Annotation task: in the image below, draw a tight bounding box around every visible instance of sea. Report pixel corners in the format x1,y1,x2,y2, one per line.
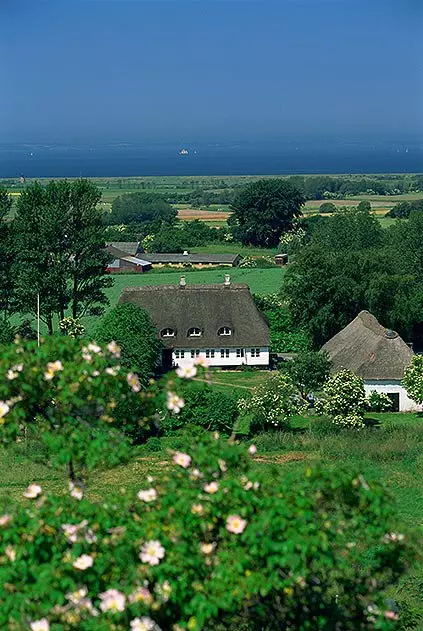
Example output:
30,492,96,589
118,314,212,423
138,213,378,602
0,140,422,179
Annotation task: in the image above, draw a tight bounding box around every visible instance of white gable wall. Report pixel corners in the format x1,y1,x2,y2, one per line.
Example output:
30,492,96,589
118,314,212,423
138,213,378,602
364,380,420,412
172,347,269,367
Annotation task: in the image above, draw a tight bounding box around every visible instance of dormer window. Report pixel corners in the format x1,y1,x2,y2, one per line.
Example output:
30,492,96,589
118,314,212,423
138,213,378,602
188,327,202,337
218,326,232,336
161,328,175,338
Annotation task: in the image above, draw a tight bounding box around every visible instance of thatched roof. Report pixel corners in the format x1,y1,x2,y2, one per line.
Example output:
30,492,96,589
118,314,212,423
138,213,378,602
321,310,413,380
118,282,270,348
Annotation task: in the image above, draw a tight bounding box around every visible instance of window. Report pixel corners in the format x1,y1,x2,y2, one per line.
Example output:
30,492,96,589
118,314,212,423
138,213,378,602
180,351,185,359
251,348,261,358
218,327,232,336
161,328,175,338
236,349,244,358
191,349,200,358
206,349,215,359
188,327,201,337
174,350,180,359
210,349,215,358
220,348,230,358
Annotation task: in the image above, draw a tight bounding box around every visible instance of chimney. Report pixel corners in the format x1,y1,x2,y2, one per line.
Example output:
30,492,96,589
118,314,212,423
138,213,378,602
224,274,231,286
179,275,186,288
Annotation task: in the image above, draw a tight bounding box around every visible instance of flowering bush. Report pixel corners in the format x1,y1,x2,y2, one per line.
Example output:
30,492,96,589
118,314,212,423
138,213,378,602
366,391,393,413
317,369,366,429
403,355,423,405
238,373,304,432
0,336,158,479
0,433,413,630
239,256,276,268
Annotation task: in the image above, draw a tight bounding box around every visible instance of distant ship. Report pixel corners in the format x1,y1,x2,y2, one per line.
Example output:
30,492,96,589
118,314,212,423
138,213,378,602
179,148,189,156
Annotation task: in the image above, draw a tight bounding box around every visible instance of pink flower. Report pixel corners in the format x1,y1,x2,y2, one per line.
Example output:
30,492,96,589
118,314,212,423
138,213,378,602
23,484,42,499
176,363,197,379
194,355,209,367
139,540,165,565
130,618,158,631
204,481,219,494
99,588,126,613
107,341,121,358
384,611,399,620
128,587,153,605
0,514,12,527
173,452,191,468
226,514,247,534
127,372,141,392
69,481,84,500
73,554,94,570
61,523,80,543
137,488,157,503
30,620,50,631
166,392,185,413
248,444,257,455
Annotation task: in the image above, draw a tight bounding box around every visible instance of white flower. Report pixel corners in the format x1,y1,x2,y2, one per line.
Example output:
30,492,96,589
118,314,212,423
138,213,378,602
87,343,102,354
107,341,121,358
154,580,172,602
99,588,126,613
66,587,88,604
0,401,10,420
248,444,257,455
61,523,80,543
30,620,50,631
190,468,202,479
0,514,12,527
105,366,119,376
173,452,191,468
82,349,92,362
204,481,219,494
73,554,94,570
137,488,157,503
191,503,204,515
176,363,197,379
5,545,16,561
166,392,185,414
127,372,141,392
128,587,153,605
69,481,84,500
140,540,165,566
130,617,159,631
23,484,42,499
44,360,63,380
200,542,216,554
226,514,247,534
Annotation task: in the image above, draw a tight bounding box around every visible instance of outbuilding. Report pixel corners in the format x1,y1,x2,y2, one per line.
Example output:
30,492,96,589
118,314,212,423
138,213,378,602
321,310,419,412
106,246,152,274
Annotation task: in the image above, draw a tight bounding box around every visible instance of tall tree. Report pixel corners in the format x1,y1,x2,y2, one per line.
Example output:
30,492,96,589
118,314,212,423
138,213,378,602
229,179,305,246
12,180,112,333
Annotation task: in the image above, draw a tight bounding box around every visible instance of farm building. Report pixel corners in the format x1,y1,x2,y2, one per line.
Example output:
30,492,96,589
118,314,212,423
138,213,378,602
321,310,418,412
141,252,241,268
119,275,270,369
274,253,288,266
107,242,143,257
106,246,152,273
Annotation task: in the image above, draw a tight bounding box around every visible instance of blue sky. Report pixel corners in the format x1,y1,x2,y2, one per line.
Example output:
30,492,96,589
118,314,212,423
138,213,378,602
1,0,422,143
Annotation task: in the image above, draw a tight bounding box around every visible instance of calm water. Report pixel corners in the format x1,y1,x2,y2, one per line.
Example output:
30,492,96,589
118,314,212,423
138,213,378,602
0,140,422,178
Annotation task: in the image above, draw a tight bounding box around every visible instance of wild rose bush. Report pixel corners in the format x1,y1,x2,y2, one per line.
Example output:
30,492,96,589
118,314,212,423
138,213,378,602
0,336,160,479
316,369,366,429
0,434,412,631
238,373,304,433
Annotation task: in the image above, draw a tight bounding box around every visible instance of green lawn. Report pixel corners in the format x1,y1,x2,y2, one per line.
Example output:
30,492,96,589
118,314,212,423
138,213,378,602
191,243,280,256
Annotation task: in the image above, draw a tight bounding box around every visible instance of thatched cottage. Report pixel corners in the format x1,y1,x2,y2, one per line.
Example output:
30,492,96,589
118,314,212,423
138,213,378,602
321,311,419,412
119,276,270,369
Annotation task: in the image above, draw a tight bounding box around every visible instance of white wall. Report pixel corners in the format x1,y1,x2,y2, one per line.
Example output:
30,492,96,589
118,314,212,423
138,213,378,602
172,347,269,368
364,380,420,412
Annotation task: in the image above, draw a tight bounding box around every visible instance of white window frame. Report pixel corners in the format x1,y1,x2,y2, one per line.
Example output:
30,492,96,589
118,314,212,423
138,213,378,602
174,350,180,359
236,348,244,358
218,326,232,336
161,328,175,338
191,349,200,358
188,327,202,337
251,348,261,358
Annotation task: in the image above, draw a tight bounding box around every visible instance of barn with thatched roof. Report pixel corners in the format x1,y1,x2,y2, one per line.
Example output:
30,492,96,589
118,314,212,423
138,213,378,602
321,310,419,412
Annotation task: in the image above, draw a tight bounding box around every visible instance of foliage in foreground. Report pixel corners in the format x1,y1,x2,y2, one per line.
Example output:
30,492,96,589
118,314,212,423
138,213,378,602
0,434,412,631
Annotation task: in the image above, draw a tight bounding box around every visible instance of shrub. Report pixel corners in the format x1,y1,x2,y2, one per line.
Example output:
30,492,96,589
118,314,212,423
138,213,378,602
95,303,161,385
402,354,423,405
239,256,276,268
285,350,331,399
238,373,304,433
317,369,366,429
0,433,413,630
366,391,393,413
59,317,85,338
319,201,338,214
161,385,239,436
